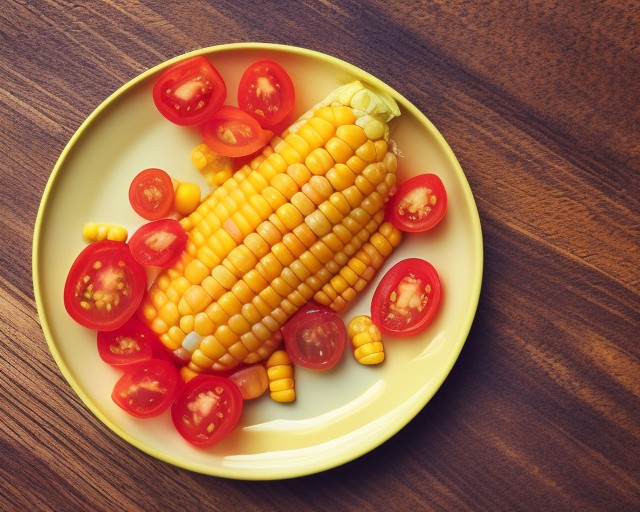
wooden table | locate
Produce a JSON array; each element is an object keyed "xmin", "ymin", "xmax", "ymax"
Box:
[{"xmin": 2, "ymin": 1, "xmax": 638, "ymax": 510}]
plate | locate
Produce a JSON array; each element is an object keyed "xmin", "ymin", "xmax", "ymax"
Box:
[{"xmin": 33, "ymin": 43, "xmax": 483, "ymax": 480}]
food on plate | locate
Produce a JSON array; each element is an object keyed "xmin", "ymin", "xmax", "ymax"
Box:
[
  {"xmin": 388, "ymin": 173, "xmax": 447, "ymax": 233},
  {"xmin": 82, "ymin": 222, "xmax": 128, "ymax": 243},
  {"xmin": 64, "ymin": 240, "xmax": 147, "ymax": 331},
  {"xmin": 96, "ymin": 316, "xmax": 158, "ymax": 367},
  {"xmin": 171, "ymin": 374, "xmax": 243, "ymax": 447},
  {"xmin": 347, "ymin": 315, "xmax": 384, "ymax": 365},
  {"xmin": 282, "ymin": 301, "xmax": 347, "ymax": 370},
  {"xmin": 173, "ymin": 181, "xmax": 202, "ymax": 216},
  {"xmin": 190, "ymin": 143, "xmax": 234, "ymax": 187},
  {"xmin": 138, "ymin": 80, "xmax": 403, "ymax": 377},
  {"xmin": 371, "ymin": 258, "xmax": 442, "ymax": 337},
  {"xmin": 128, "ymin": 219, "xmax": 188, "ymax": 268},
  {"xmin": 129, "ymin": 168, "xmax": 175, "ymax": 221},
  {"xmin": 265, "ymin": 349, "xmax": 295, "ymax": 403},
  {"xmin": 152, "ymin": 56, "xmax": 226, "ymax": 126},
  {"xmin": 238, "ymin": 60, "xmax": 296, "ymax": 129},
  {"xmin": 111, "ymin": 359, "xmax": 180, "ymax": 418},
  {"xmin": 229, "ymin": 364, "xmax": 269, "ymax": 400},
  {"xmin": 200, "ymin": 105, "xmax": 273, "ymax": 158}
]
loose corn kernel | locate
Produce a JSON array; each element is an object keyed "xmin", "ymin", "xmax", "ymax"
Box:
[
  {"xmin": 266, "ymin": 349, "xmax": 295, "ymax": 403},
  {"xmin": 173, "ymin": 181, "xmax": 201, "ymax": 216},
  {"xmin": 348, "ymin": 315, "xmax": 384, "ymax": 365},
  {"xmin": 82, "ymin": 223, "xmax": 128, "ymax": 242}
]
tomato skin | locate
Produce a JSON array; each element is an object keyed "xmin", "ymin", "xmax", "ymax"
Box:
[
  {"xmin": 128, "ymin": 168, "xmax": 175, "ymax": 221},
  {"xmin": 64, "ymin": 241, "xmax": 147, "ymax": 331},
  {"xmin": 111, "ymin": 359, "xmax": 180, "ymax": 418},
  {"xmin": 171, "ymin": 375, "xmax": 243, "ymax": 447},
  {"xmin": 238, "ymin": 60, "xmax": 295, "ymax": 129},
  {"xmin": 97, "ymin": 316, "xmax": 157, "ymax": 367},
  {"xmin": 128, "ymin": 219, "xmax": 187, "ymax": 268},
  {"xmin": 152, "ymin": 56, "xmax": 226, "ymax": 126},
  {"xmin": 388, "ymin": 174, "xmax": 447, "ymax": 233},
  {"xmin": 371, "ymin": 258, "xmax": 442, "ymax": 337},
  {"xmin": 200, "ymin": 105, "xmax": 272, "ymax": 158},
  {"xmin": 282, "ymin": 302, "xmax": 347, "ymax": 371}
]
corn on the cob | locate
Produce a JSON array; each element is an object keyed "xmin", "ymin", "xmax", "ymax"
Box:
[
  {"xmin": 139, "ymin": 81, "xmax": 402, "ymax": 374},
  {"xmin": 347, "ymin": 315, "xmax": 384, "ymax": 365}
]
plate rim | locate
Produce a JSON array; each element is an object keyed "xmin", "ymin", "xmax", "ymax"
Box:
[{"xmin": 32, "ymin": 42, "xmax": 484, "ymax": 480}]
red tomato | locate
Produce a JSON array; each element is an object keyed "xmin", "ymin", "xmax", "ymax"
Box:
[
  {"xmin": 128, "ymin": 168, "xmax": 175, "ymax": 221},
  {"xmin": 171, "ymin": 375, "xmax": 243, "ymax": 447},
  {"xmin": 128, "ymin": 219, "xmax": 187, "ymax": 268},
  {"xmin": 64, "ymin": 241, "xmax": 147, "ymax": 331},
  {"xmin": 228, "ymin": 365, "xmax": 269, "ymax": 400},
  {"xmin": 200, "ymin": 105, "xmax": 272, "ymax": 158},
  {"xmin": 111, "ymin": 359, "xmax": 180, "ymax": 418},
  {"xmin": 371, "ymin": 258, "xmax": 442, "ymax": 337},
  {"xmin": 238, "ymin": 60, "xmax": 295, "ymax": 129},
  {"xmin": 282, "ymin": 302, "xmax": 347, "ymax": 371},
  {"xmin": 97, "ymin": 316, "xmax": 157, "ymax": 367},
  {"xmin": 388, "ymin": 174, "xmax": 447, "ymax": 232},
  {"xmin": 152, "ymin": 56, "xmax": 226, "ymax": 126}
]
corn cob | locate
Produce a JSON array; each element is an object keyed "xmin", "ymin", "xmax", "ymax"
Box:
[
  {"xmin": 347, "ymin": 315, "xmax": 384, "ymax": 365},
  {"xmin": 82, "ymin": 223, "xmax": 128, "ymax": 242},
  {"xmin": 139, "ymin": 81, "xmax": 402, "ymax": 374}
]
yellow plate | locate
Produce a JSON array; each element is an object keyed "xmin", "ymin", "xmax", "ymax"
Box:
[{"xmin": 33, "ymin": 43, "xmax": 483, "ymax": 480}]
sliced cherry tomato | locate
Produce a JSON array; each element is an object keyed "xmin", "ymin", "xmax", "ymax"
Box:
[
  {"xmin": 282, "ymin": 302, "xmax": 347, "ymax": 371},
  {"xmin": 129, "ymin": 168, "xmax": 175, "ymax": 221},
  {"xmin": 371, "ymin": 258, "xmax": 442, "ymax": 337},
  {"xmin": 111, "ymin": 359, "xmax": 180, "ymax": 418},
  {"xmin": 228, "ymin": 365, "xmax": 269, "ymax": 400},
  {"xmin": 152, "ymin": 56, "xmax": 226, "ymax": 126},
  {"xmin": 64, "ymin": 241, "xmax": 146, "ymax": 331},
  {"xmin": 171, "ymin": 375, "xmax": 243, "ymax": 447},
  {"xmin": 200, "ymin": 105, "xmax": 272, "ymax": 158},
  {"xmin": 388, "ymin": 174, "xmax": 447, "ymax": 232},
  {"xmin": 128, "ymin": 218, "xmax": 187, "ymax": 268},
  {"xmin": 97, "ymin": 316, "xmax": 157, "ymax": 367},
  {"xmin": 238, "ymin": 60, "xmax": 295, "ymax": 129}
]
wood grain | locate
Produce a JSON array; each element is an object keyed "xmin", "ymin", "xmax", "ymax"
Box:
[{"xmin": 1, "ymin": 1, "xmax": 638, "ymax": 510}]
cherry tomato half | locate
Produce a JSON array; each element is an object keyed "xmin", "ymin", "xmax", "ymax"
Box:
[
  {"xmin": 282, "ymin": 302, "xmax": 347, "ymax": 371},
  {"xmin": 152, "ymin": 56, "xmax": 226, "ymax": 126},
  {"xmin": 200, "ymin": 105, "xmax": 272, "ymax": 158},
  {"xmin": 128, "ymin": 168, "xmax": 175, "ymax": 221},
  {"xmin": 111, "ymin": 359, "xmax": 180, "ymax": 418},
  {"xmin": 238, "ymin": 60, "xmax": 295, "ymax": 129},
  {"xmin": 171, "ymin": 375, "xmax": 243, "ymax": 447},
  {"xmin": 371, "ymin": 258, "xmax": 442, "ymax": 337},
  {"xmin": 128, "ymin": 218, "xmax": 187, "ymax": 268},
  {"xmin": 388, "ymin": 174, "xmax": 447, "ymax": 233},
  {"xmin": 64, "ymin": 241, "xmax": 147, "ymax": 331},
  {"xmin": 97, "ymin": 316, "xmax": 157, "ymax": 367}
]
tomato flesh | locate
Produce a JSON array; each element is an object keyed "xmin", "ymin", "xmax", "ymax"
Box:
[
  {"xmin": 389, "ymin": 174, "xmax": 447, "ymax": 232},
  {"xmin": 129, "ymin": 168, "xmax": 175, "ymax": 221},
  {"xmin": 64, "ymin": 241, "xmax": 147, "ymax": 331},
  {"xmin": 201, "ymin": 105, "xmax": 272, "ymax": 158},
  {"xmin": 152, "ymin": 56, "xmax": 226, "ymax": 126},
  {"xmin": 111, "ymin": 359, "xmax": 180, "ymax": 418},
  {"xmin": 371, "ymin": 258, "xmax": 442, "ymax": 337},
  {"xmin": 171, "ymin": 375, "xmax": 243, "ymax": 447},
  {"xmin": 238, "ymin": 60, "xmax": 295, "ymax": 129},
  {"xmin": 97, "ymin": 316, "xmax": 157, "ymax": 367},
  {"xmin": 282, "ymin": 302, "xmax": 347, "ymax": 371},
  {"xmin": 128, "ymin": 218, "xmax": 187, "ymax": 268}
]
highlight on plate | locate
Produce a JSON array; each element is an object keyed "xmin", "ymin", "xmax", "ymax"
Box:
[{"xmin": 62, "ymin": 55, "xmax": 448, "ymax": 448}]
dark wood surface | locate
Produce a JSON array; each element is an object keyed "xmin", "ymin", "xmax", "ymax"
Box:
[{"xmin": 2, "ymin": 1, "xmax": 638, "ymax": 510}]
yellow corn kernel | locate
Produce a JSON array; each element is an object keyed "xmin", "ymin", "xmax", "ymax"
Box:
[
  {"xmin": 287, "ymin": 163, "xmax": 313, "ymax": 188},
  {"xmin": 336, "ymin": 124, "xmax": 368, "ymax": 150},
  {"xmin": 325, "ymin": 136, "xmax": 353, "ymax": 163},
  {"xmin": 82, "ymin": 223, "xmax": 128, "ymax": 242},
  {"xmin": 276, "ymin": 203, "xmax": 304, "ymax": 230},
  {"xmin": 326, "ymin": 164, "xmax": 356, "ymax": 191},
  {"xmin": 348, "ymin": 315, "xmax": 384, "ymax": 365},
  {"xmin": 304, "ymin": 147, "xmax": 334, "ymax": 176},
  {"xmin": 266, "ymin": 349, "xmax": 295, "ymax": 403},
  {"xmin": 173, "ymin": 181, "xmax": 201, "ymax": 216},
  {"xmin": 296, "ymin": 121, "xmax": 326, "ymax": 149}
]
